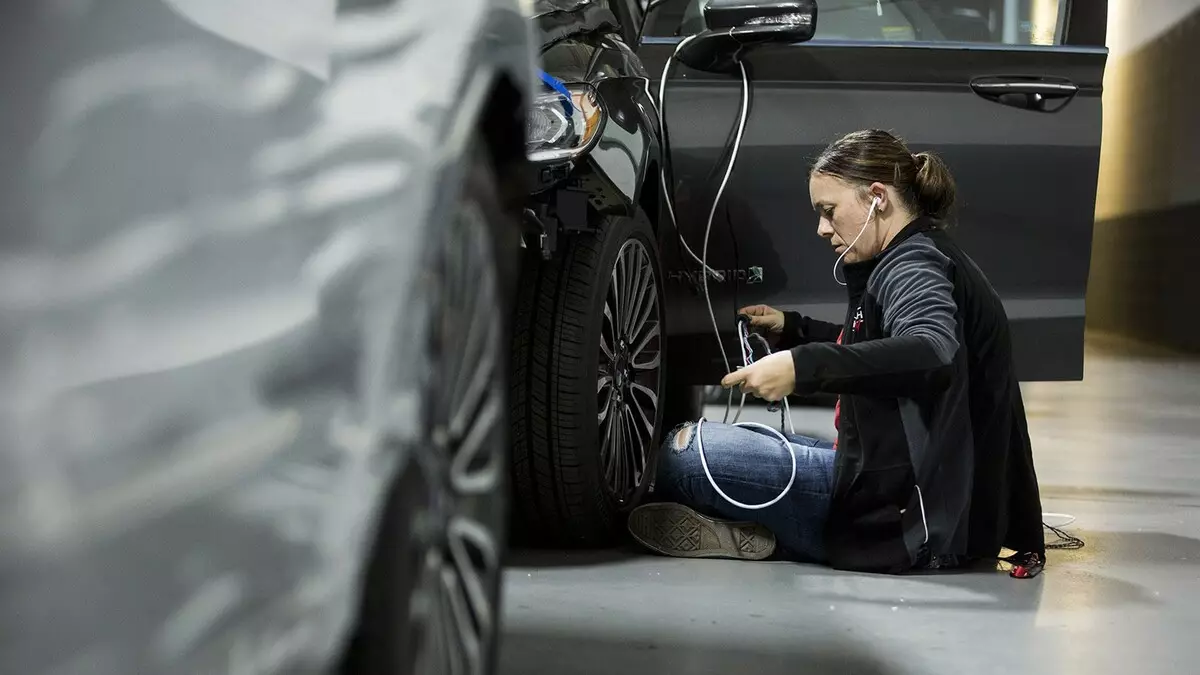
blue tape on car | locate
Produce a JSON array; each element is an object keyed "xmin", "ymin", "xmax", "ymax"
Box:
[{"xmin": 538, "ymin": 69, "xmax": 574, "ymax": 116}]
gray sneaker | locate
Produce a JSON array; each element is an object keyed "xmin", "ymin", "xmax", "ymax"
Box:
[{"xmin": 627, "ymin": 502, "xmax": 776, "ymax": 560}]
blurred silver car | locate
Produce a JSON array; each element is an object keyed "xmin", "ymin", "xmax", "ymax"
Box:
[{"xmin": 0, "ymin": 1, "xmax": 534, "ymax": 673}]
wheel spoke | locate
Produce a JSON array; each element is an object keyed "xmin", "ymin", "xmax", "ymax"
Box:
[
  {"xmin": 432, "ymin": 198, "xmax": 499, "ymax": 435},
  {"xmin": 625, "ymin": 405, "xmax": 642, "ymax": 493},
  {"xmin": 609, "ymin": 263, "xmax": 623, "ymax": 337},
  {"xmin": 449, "ymin": 309, "xmax": 496, "ymax": 439},
  {"xmin": 437, "ymin": 561, "xmax": 475, "ymax": 675},
  {"xmin": 627, "ymin": 276, "xmax": 655, "ymax": 345},
  {"xmin": 601, "ymin": 397, "xmax": 618, "ymax": 482},
  {"xmin": 628, "ymin": 386, "xmax": 657, "ymax": 438},
  {"xmin": 599, "ymin": 393, "xmax": 615, "ymax": 446},
  {"xmin": 623, "ymin": 248, "xmax": 650, "ymax": 336},
  {"xmin": 447, "ymin": 516, "xmax": 498, "ymax": 648},
  {"xmin": 416, "ymin": 548, "xmax": 466, "ymax": 675},
  {"xmin": 620, "ymin": 397, "xmax": 633, "ymax": 494},
  {"xmin": 631, "ymin": 351, "xmax": 660, "ymax": 372},
  {"xmin": 629, "ymin": 381, "xmax": 659, "ymax": 412},
  {"xmin": 600, "ymin": 317, "xmax": 616, "ymax": 361},
  {"xmin": 625, "ymin": 401, "xmax": 649, "ymax": 481},
  {"xmin": 626, "ymin": 246, "xmax": 640, "ymax": 336},
  {"xmin": 448, "ymin": 214, "xmax": 489, "ymax": 407},
  {"xmin": 630, "ymin": 325, "xmax": 661, "ymax": 371},
  {"xmin": 621, "ymin": 246, "xmax": 641, "ymax": 338},
  {"xmin": 598, "ymin": 384, "xmax": 614, "ymax": 422},
  {"xmin": 449, "ymin": 385, "xmax": 502, "ymax": 495},
  {"xmin": 420, "ymin": 515, "xmax": 498, "ymax": 675},
  {"xmin": 613, "ymin": 403, "xmax": 629, "ymax": 495}
]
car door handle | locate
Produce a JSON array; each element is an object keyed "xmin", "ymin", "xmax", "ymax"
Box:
[{"xmin": 970, "ymin": 76, "xmax": 1079, "ymax": 113}]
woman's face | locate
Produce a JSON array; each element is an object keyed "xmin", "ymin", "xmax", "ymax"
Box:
[{"xmin": 809, "ymin": 173, "xmax": 883, "ymax": 264}]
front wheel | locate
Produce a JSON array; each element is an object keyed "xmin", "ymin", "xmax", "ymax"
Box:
[{"xmin": 510, "ymin": 208, "xmax": 665, "ymax": 546}]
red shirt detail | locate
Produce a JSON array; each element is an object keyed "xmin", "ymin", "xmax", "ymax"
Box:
[{"xmin": 832, "ymin": 329, "xmax": 844, "ymax": 450}]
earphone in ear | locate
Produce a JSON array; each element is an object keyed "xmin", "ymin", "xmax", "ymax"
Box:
[{"xmin": 833, "ymin": 194, "xmax": 882, "ymax": 285}]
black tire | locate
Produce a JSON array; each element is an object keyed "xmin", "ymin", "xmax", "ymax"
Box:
[
  {"xmin": 510, "ymin": 208, "xmax": 666, "ymax": 546},
  {"xmin": 341, "ymin": 144, "xmax": 515, "ymax": 675}
]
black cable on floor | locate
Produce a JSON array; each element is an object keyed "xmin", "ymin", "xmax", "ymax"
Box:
[{"xmin": 1044, "ymin": 522, "xmax": 1085, "ymax": 550}]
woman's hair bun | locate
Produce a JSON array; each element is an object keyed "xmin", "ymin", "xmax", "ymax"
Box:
[{"xmin": 912, "ymin": 150, "xmax": 956, "ymax": 221}]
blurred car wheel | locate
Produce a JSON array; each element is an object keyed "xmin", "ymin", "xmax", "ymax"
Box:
[{"xmin": 341, "ymin": 144, "xmax": 514, "ymax": 675}]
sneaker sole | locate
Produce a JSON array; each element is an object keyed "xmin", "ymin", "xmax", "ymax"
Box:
[{"xmin": 627, "ymin": 503, "xmax": 776, "ymax": 560}]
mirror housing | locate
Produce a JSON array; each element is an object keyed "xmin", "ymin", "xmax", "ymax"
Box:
[{"xmin": 676, "ymin": 0, "xmax": 818, "ymax": 74}]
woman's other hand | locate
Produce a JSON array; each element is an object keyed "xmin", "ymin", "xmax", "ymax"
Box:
[
  {"xmin": 720, "ymin": 351, "xmax": 795, "ymax": 402},
  {"xmin": 738, "ymin": 304, "xmax": 785, "ymax": 334}
]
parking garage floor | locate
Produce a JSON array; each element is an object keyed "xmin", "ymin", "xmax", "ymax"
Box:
[{"xmin": 499, "ymin": 336, "xmax": 1200, "ymax": 675}]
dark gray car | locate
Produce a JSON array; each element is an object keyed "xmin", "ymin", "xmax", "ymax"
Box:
[
  {"xmin": 509, "ymin": 0, "xmax": 1107, "ymax": 543},
  {"xmin": 0, "ymin": 0, "xmax": 534, "ymax": 673},
  {"xmin": 648, "ymin": 0, "xmax": 1108, "ymax": 384}
]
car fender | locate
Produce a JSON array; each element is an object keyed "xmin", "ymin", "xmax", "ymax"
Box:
[{"xmin": 538, "ymin": 33, "xmax": 663, "ymax": 225}]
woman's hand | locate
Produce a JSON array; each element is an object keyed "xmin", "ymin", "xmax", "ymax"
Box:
[
  {"xmin": 720, "ymin": 350, "xmax": 795, "ymax": 402},
  {"xmin": 738, "ymin": 304, "xmax": 785, "ymax": 334}
]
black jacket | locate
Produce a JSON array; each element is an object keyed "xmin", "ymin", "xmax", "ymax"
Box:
[{"xmin": 778, "ymin": 217, "xmax": 1045, "ymax": 574}]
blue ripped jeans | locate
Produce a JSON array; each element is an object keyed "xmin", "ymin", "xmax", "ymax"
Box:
[{"xmin": 653, "ymin": 421, "xmax": 837, "ymax": 563}]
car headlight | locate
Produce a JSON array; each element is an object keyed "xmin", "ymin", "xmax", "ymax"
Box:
[{"xmin": 526, "ymin": 84, "xmax": 604, "ymax": 163}]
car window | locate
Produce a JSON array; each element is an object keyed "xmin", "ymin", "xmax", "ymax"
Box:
[{"xmin": 643, "ymin": 0, "xmax": 1067, "ymax": 46}]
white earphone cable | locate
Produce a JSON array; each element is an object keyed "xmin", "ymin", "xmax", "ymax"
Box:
[{"xmin": 833, "ymin": 197, "xmax": 879, "ymax": 286}]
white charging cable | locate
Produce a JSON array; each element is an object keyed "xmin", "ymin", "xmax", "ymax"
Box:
[
  {"xmin": 658, "ymin": 43, "xmax": 753, "ymax": 420},
  {"xmin": 656, "ymin": 35, "xmax": 741, "ymax": 421},
  {"xmin": 705, "ymin": 58, "xmax": 751, "ymax": 423},
  {"xmin": 656, "ymin": 33, "xmax": 725, "ymax": 285}
]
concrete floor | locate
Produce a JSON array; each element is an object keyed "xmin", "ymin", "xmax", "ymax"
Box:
[{"xmin": 499, "ymin": 339, "xmax": 1200, "ymax": 675}]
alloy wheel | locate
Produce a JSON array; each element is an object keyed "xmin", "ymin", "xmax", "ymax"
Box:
[
  {"xmin": 597, "ymin": 238, "xmax": 661, "ymax": 504},
  {"xmin": 410, "ymin": 195, "xmax": 505, "ymax": 675}
]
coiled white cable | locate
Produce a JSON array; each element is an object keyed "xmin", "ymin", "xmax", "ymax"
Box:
[
  {"xmin": 696, "ymin": 418, "xmax": 797, "ymax": 510},
  {"xmin": 733, "ymin": 320, "xmax": 796, "ymax": 435},
  {"xmin": 694, "ymin": 317, "xmax": 803, "ymax": 510}
]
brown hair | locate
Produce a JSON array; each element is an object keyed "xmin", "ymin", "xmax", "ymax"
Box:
[{"xmin": 810, "ymin": 129, "xmax": 957, "ymax": 222}]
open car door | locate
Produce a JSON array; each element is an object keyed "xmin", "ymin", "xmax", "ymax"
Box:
[{"xmin": 641, "ymin": 0, "xmax": 1108, "ymax": 383}]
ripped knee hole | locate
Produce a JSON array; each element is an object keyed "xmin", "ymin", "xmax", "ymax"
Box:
[{"xmin": 671, "ymin": 424, "xmax": 694, "ymax": 452}]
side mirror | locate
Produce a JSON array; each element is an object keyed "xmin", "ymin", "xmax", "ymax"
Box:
[{"xmin": 677, "ymin": 0, "xmax": 818, "ymax": 74}]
